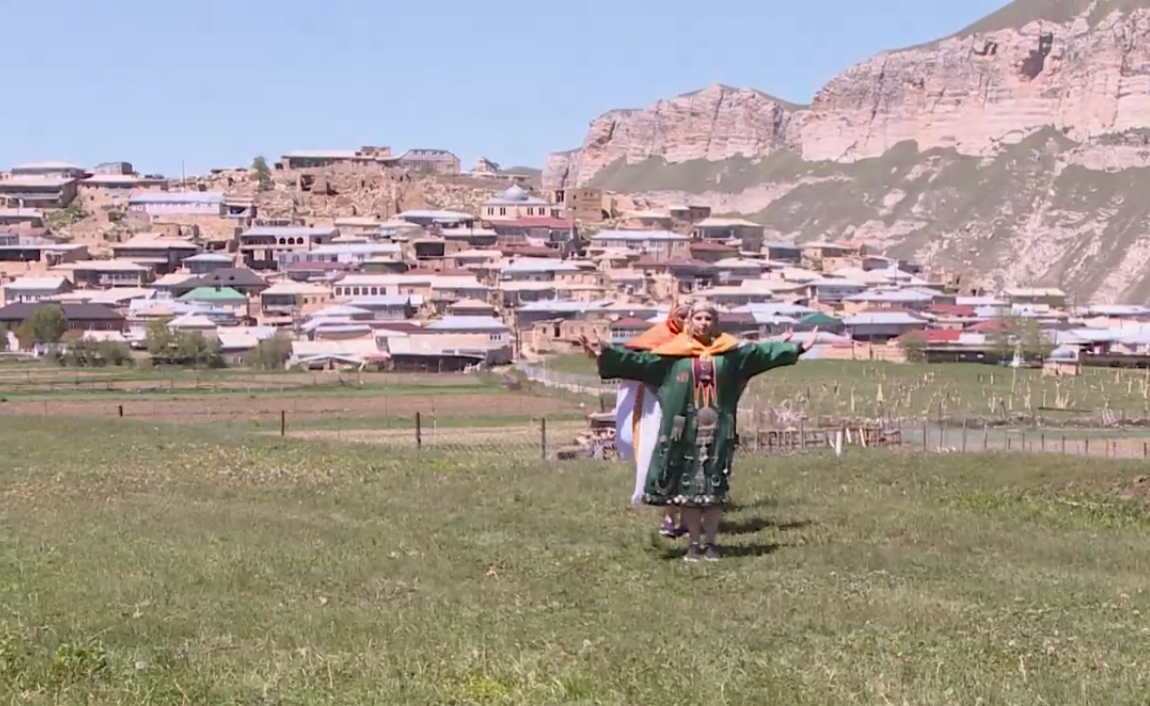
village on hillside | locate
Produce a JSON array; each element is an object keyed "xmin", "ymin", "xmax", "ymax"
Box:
[{"xmin": 0, "ymin": 148, "xmax": 1144, "ymax": 374}]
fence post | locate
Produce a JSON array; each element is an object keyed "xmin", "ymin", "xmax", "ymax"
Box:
[
  {"xmin": 1040, "ymin": 433, "xmax": 1045, "ymax": 453},
  {"xmin": 1111, "ymin": 440, "xmax": 1116, "ymax": 458},
  {"xmin": 1144, "ymin": 441, "xmax": 1147, "ymax": 459},
  {"xmin": 961, "ymin": 419, "xmax": 968, "ymax": 453},
  {"xmin": 1022, "ymin": 432, "xmax": 1027, "ymax": 452},
  {"xmin": 982, "ymin": 424, "xmax": 989, "ymax": 451},
  {"xmin": 118, "ymin": 404, "xmax": 124, "ymax": 418},
  {"xmin": 540, "ymin": 417, "xmax": 547, "ymax": 460},
  {"xmin": 799, "ymin": 421, "xmax": 806, "ymax": 450},
  {"xmin": 1062, "ymin": 435, "xmax": 1066, "ymax": 454},
  {"xmin": 415, "ymin": 412, "xmax": 422, "ymax": 451},
  {"xmin": 922, "ymin": 420, "xmax": 928, "ymax": 451},
  {"xmin": 1085, "ymin": 437, "xmax": 1090, "ymax": 455},
  {"xmin": 1008, "ymin": 437, "xmax": 1013, "ymax": 451},
  {"xmin": 280, "ymin": 409, "xmax": 286, "ymax": 437}
]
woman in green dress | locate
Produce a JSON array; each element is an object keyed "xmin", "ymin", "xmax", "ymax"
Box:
[{"xmin": 581, "ymin": 301, "xmax": 817, "ymax": 562}]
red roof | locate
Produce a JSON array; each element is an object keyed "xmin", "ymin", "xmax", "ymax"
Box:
[
  {"xmin": 967, "ymin": 318, "xmax": 1008, "ymax": 332},
  {"xmin": 929, "ymin": 303, "xmax": 976, "ymax": 317}
]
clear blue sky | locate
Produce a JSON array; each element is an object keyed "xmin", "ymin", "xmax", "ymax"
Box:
[{"xmin": 5, "ymin": 0, "xmax": 1009, "ymax": 176}]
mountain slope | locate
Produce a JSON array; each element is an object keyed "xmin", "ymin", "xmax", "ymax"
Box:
[{"xmin": 544, "ymin": 0, "xmax": 1150, "ymax": 303}]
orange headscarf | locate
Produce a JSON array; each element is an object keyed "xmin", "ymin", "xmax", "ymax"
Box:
[
  {"xmin": 623, "ymin": 307, "xmax": 684, "ymax": 351},
  {"xmin": 648, "ymin": 301, "xmax": 739, "ymax": 357},
  {"xmin": 649, "ymin": 330, "xmax": 739, "ymax": 357}
]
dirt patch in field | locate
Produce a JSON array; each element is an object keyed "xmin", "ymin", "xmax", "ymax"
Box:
[
  {"xmin": 0, "ymin": 371, "xmax": 488, "ymax": 394},
  {"xmin": 284, "ymin": 422, "xmax": 587, "ymax": 449},
  {"xmin": 0, "ymin": 392, "xmax": 580, "ymax": 423},
  {"xmin": 1113, "ymin": 475, "xmax": 1150, "ymax": 504}
]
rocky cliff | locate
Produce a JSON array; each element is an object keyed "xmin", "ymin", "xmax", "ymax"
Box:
[{"xmin": 544, "ymin": 0, "xmax": 1150, "ymax": 303}]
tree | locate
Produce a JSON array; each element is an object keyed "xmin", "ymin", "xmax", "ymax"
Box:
[
  {"xmin": 1017, "ymin": 318, "xmax": 1055, "ymax": 361},
  {"xmin": 16, "ymin": 305, "xmax": 68, "ymax": 348},
  {"xmin": 242, "ymin": 334, "xmax": 293, "ymax": 370},
  {"xmin": 0, "ymin": 323, "xmax": 8, "ymax": 352},
  {"xmin": 986, "ymin": 313, "xmax": 1020, "ymax": 364},
  {"xmin": 145, "ymin": 318, "xmax": 222, "ymax": 368},
  {"xmin": 144, "ymin": 318, "xmax": 176, "ymax": 357},
  {"xmin": 898, "ymin": 330, "xmax": 928, "ymax": 363},
  {"xmin": 251, "ymin": 155, "xmax": 273, "ymax": 192},
  {"xmin": 56, "ymin": 337, "xmax": 133, "ymax": 367}
]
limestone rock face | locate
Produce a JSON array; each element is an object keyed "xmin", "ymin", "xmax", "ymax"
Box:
[
  {"xmin": 543, "ymin": 3, "xmax": 1150, "ymax": 303},
  {"xmin": 802, "ymin": 12, "xmax": 1150, "ymax": 161},
  {"xmin": 543, "ymin": 85, "xmax": 801, "ymax": 190}
]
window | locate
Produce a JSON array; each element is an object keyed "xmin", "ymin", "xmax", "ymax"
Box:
[
  {"xmin": 353, "ymin": 287, "xmax": 361, "ymax": 295},
  {"xmin": 370, "ymin": 287, "xmax": 379, "ymax": 295},
  {"xmin": 499, "ymin": 207, "xmax": 506, "ymax": 216},
  {"xmin": 489, "ymin": 333, "xmax": 504, "ymax": 342}
]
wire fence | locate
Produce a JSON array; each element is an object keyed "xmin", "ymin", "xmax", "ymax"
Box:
[
  {"xmin": 2, "ymin": 362, "xmax": 1148, "ymax": 462},
  {"xmin": 3, "ymin": 397, "xmax": 1148, "ymax": 463}
]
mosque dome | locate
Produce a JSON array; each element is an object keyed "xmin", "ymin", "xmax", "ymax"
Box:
[{"xmin": 500, "ymin": 184, "xmax": 530, "ymax": 201}]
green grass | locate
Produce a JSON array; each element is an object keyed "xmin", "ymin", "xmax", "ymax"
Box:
[
  {"xmin": 539, "ymin": 356, "xmax": 1150, "ymax": 420},
  {"xmin": 2, "ymin": 417, "xmax": 1150, "ymax": 703}
]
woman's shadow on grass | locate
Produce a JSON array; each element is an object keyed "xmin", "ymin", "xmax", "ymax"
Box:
[{"xmin": 650, "ymin": 515, "xmax": 813, "ymax": 561}]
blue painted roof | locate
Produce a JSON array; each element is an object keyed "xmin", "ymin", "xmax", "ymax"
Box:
[{"xmin": 128, "ymin": 191, "xmax": 224, "ymax": 205}]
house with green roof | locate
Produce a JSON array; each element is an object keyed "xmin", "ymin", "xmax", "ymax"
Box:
[
  {"xmin": 178, "ymin": 286, "xmax": 247, "ymax": 303},
  {"xmin": 177, "ymin": 286, "xmax": 250, "ymax": 317}
]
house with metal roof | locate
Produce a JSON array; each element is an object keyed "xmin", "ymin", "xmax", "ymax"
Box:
[
  {"xmin": 2, "ymin": 275, "xmax": 72, "ymax": 303},
  {"xmin": 841, "ymin": 311, "xmax": 928, "ymax": 341},
  {"xmin": 0, "ymin": 302, "xmax": 125, "ymax": 338},
  {"xmin": 587, "ymin": 230, "xmax": 690, "ymax": 262},
  {"xmin": 127, "ymin": 191, "xmax": 224, "ymax": 216},
  {"xmin": 396, "ymin": 148, "xmax": 460, "ymax": 175},
  {"xmin": 0, "ymin": 175, "xmax": 79, "ymax": 209}
]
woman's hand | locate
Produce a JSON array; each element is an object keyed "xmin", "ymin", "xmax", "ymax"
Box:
[
  {"xmin": 578, "ymin": 330, "xmax": 604, "ymax": 359},
  {"xmin": 778, "ymin": 328, "xmax": 794, "ymax": 343},
  {"xmin": 799, "ymin": 327, "xmax": 819, "ymax": 353}
]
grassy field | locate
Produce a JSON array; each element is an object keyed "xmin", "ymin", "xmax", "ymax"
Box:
[
  {"xmin": 539, "ymin": 356, "xmax": 1150, "ymax": 421},
  {"xmin": 1, "ymin": 417, "xmax": 1149, "ymax": 704}
]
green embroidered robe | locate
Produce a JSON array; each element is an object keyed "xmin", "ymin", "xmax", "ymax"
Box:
[{"xmin": 598, "ymin": 341, "xmax": 802, "ymax": 507}]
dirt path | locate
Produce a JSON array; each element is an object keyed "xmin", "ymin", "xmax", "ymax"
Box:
[
  {"xmin": 0, "ymin": 393, "xmax": 582, "ymax": 423},
  {"xmin": 284, "ymin": 422, "xmax": 586, "ymax": 448}
]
